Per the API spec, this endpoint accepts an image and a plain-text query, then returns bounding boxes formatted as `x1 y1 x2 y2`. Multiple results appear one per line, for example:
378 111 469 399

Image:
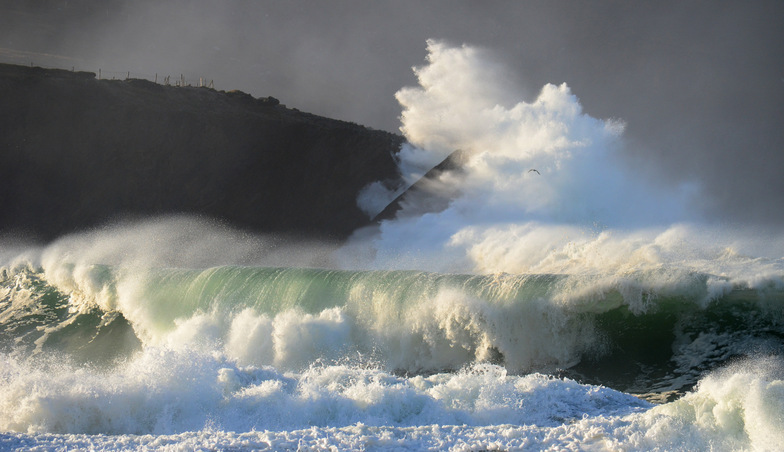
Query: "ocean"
2 40 783 451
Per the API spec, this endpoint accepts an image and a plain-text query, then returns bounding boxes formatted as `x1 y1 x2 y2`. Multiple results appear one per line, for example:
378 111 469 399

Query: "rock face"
0 63 405 242
373 149 470 223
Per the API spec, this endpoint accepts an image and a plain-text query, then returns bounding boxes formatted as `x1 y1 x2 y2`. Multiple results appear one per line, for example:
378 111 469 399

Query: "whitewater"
2 40 783 451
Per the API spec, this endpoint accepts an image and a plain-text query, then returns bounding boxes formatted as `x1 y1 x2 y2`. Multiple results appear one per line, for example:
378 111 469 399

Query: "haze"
1 0 782 226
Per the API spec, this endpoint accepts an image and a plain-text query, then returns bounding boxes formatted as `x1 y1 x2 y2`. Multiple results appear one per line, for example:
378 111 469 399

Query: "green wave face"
135 266 562 316
0 267 140 363
1 264 782 397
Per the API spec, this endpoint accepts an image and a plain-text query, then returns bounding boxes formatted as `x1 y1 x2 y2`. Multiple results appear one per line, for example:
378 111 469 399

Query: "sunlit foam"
352 40 783 278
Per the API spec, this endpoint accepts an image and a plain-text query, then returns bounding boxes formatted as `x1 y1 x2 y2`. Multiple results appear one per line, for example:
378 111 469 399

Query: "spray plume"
356 40 781 277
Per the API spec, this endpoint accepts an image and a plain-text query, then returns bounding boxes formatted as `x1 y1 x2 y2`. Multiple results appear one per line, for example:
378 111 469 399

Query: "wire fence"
0 48 216 89
96 69 214 88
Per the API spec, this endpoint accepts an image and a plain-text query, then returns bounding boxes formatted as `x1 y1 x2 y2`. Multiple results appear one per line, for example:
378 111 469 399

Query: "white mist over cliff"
355 40 782 276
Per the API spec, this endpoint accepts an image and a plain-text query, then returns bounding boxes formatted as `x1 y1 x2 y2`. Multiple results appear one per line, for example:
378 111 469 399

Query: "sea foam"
353 40 784 282
2 39 784 451
1 355 781 450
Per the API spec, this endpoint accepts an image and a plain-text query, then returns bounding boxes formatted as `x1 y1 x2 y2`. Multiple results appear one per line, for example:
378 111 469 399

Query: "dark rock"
258 96 280 106
0 63 405 242
373 149 470 222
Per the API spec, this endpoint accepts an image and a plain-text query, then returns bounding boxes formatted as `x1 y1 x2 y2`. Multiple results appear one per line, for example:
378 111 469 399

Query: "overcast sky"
1 0 782 226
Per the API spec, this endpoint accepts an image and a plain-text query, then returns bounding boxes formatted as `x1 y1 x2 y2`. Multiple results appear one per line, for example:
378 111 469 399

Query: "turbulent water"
2 40 784 451
2 245 784 450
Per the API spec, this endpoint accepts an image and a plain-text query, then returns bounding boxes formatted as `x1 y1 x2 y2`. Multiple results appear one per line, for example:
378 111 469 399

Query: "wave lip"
2 262 782 399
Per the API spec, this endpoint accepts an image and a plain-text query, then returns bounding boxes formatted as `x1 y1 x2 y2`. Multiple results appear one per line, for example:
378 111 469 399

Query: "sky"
1 0 782 227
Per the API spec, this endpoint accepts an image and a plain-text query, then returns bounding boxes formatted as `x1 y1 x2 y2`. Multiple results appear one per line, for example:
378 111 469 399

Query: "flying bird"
528 169 540 175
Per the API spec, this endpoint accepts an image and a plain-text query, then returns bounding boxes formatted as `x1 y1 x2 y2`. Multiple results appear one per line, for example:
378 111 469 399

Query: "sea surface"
1 249 783 450
2 40 783 450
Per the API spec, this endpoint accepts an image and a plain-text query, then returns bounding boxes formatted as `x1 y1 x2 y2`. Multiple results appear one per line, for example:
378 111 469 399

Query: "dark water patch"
563 293 784 401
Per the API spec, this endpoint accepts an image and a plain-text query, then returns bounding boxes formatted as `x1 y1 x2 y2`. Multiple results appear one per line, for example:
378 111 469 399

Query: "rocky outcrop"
373 149 470 223
0 63 405 241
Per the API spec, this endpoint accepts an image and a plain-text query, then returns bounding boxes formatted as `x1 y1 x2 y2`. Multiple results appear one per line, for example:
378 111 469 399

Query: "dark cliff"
373 149 469 223
0 63 405 242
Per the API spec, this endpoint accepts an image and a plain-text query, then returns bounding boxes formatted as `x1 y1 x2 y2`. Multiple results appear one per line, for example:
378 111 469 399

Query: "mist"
1 0 783 226
341 40 784 277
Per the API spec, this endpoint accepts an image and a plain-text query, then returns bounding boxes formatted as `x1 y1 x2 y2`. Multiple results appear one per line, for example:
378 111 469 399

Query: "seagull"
528 169 540 175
